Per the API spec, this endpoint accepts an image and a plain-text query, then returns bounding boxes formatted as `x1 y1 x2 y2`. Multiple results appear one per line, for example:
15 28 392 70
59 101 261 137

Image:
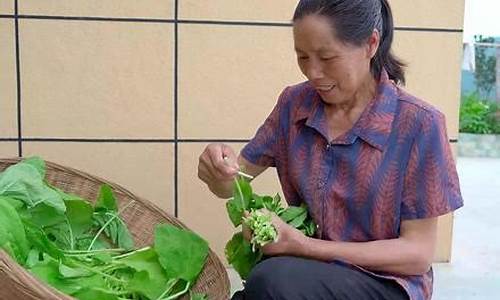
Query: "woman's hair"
293 0 405 85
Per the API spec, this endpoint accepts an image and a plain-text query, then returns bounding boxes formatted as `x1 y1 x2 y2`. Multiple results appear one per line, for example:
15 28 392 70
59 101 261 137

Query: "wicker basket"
0 158 230 300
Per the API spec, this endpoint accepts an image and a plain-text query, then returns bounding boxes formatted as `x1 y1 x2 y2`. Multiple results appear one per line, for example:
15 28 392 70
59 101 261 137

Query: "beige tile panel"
178 143 283 264
179 0 297 23
0 0 13 14
432 142 460 262
0 20 17 138
23 142 174 213
20 20 174 139
435 212 454 262
393 31 463 140
178 25 304 139
435 143 458 262
0 142 18 158
452 142 458 159
179 0 463 29
19 0 173 19
391 0 464 29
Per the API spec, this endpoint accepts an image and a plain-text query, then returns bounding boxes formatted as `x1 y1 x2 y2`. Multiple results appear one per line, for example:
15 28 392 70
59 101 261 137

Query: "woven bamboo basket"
0 158 230 300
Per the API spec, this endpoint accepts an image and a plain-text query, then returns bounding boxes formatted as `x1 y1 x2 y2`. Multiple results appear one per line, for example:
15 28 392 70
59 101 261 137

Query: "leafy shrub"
459 93 500 134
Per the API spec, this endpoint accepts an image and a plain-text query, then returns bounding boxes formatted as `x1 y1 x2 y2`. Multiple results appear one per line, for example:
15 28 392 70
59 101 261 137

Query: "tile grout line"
0 13 463 33
173 0 179 218
0 138 460 143
14 0 22 157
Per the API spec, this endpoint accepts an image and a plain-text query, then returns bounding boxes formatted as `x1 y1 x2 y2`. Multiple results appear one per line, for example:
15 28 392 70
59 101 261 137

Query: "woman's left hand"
245 209 307 256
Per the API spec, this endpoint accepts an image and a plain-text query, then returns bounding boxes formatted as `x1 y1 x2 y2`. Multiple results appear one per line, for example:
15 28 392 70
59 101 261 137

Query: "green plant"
487 102 500 134
459 93 500 134
474 35 496 99
225 178 316 280
0 157 208 300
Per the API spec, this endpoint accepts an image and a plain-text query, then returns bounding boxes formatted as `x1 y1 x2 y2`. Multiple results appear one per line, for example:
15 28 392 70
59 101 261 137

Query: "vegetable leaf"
127 270 168 300
92 212 134 250
154 224 209 283
279 205 306 223
0 158 65 213
0 199 30 263
65 199 93 237
226 179 252 227
72 288 119 300
95 184 118 212
225 232 261 280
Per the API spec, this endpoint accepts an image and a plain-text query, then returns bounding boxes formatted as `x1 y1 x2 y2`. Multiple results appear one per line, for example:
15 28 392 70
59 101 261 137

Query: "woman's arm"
264 216 438 276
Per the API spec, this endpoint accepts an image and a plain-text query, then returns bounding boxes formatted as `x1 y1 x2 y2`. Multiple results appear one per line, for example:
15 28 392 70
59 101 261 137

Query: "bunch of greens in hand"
0 157 208 300
225 177 316 280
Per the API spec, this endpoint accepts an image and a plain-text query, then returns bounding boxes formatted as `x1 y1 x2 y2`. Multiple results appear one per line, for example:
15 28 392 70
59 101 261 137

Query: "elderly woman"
198 0 463 299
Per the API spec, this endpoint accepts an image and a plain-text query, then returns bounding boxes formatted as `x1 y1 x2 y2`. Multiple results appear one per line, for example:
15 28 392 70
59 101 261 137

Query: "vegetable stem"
112 246 150 260
87 200 135 251
234 178 246 211
65 218 75 250
165 281 190 300
72 261 126 283
155 278 179 300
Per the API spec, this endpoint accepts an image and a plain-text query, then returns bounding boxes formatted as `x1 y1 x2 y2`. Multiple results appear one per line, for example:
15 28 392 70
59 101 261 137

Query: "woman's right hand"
198 143 239 198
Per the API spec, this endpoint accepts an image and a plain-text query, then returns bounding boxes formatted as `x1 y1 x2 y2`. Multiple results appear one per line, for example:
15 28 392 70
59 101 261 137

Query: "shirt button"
317 180 325 189
326 143 331 150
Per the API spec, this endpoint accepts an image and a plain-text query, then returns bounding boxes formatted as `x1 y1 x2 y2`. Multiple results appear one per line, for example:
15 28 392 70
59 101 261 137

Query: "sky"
463 0 500 41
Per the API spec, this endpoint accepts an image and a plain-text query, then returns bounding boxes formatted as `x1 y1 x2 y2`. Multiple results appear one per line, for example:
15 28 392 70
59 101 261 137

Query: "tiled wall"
0 0 464 263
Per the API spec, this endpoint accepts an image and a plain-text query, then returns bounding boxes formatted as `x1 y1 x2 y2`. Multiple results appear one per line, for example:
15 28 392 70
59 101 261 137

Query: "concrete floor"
433 157 500 299
227 157 500 299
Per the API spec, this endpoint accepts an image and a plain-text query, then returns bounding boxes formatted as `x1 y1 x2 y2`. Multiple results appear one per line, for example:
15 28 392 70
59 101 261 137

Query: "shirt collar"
293 70 398 151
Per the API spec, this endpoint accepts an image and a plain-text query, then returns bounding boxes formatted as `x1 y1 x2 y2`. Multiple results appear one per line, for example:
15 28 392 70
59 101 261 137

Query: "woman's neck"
325 75 377 120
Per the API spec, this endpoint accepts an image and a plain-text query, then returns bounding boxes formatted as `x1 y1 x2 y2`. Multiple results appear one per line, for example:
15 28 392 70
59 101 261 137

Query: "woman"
198 0 463 299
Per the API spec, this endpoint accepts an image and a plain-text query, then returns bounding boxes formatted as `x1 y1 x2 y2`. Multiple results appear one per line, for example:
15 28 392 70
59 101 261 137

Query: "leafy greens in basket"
0 157 208 300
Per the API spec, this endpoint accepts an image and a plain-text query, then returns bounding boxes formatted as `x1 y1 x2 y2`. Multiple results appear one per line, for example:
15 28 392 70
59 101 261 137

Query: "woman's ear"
367 29 380 59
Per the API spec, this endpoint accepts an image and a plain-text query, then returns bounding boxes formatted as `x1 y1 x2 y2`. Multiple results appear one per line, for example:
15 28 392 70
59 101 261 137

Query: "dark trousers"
231 256 409 300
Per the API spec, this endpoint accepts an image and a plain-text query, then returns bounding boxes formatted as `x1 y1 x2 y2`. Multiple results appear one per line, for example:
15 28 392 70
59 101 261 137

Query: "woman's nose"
306 62 324 81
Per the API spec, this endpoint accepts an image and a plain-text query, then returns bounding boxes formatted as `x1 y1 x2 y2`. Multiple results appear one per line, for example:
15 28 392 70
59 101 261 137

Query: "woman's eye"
321 57 334 61
298 56 309 60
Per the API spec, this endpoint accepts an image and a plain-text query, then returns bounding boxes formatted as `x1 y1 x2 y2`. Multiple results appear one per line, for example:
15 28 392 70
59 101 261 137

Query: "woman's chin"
319 92 344 106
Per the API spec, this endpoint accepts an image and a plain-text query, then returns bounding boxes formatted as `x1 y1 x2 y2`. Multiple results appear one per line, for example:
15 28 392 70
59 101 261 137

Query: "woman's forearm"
294 236 432 276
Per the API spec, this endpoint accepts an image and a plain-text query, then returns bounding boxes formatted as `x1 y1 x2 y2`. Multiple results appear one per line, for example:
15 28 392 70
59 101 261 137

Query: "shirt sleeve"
240 87 290 168
400 110 464 220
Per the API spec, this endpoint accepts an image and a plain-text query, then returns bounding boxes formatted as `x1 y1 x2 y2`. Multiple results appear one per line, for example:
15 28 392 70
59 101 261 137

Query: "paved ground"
227 157 500 299
433 157 500 300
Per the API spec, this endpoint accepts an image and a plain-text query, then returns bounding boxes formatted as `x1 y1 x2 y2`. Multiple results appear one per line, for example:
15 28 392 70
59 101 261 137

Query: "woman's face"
293 15 378 105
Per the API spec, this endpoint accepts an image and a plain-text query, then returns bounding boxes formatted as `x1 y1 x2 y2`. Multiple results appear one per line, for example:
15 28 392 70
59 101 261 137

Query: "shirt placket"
317 140 336 240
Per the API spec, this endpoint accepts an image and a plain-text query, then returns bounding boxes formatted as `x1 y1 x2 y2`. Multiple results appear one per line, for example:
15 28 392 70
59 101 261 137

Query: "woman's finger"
207 144 237 179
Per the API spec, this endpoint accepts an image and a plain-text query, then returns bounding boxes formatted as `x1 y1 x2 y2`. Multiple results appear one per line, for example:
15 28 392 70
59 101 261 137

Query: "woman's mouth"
315 84 336 93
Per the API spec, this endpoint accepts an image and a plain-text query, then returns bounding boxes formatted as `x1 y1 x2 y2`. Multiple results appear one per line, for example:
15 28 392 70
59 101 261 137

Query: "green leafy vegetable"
0 198 30 263
242 210 277 251
0 157 210 300
225 177 316 280
0 157 65 212
154 224 209 283
95 185 118 212
225 232 262 280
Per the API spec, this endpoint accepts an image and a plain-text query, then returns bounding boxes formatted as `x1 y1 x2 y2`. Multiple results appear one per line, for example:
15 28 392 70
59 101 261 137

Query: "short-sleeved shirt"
241 71 464 300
